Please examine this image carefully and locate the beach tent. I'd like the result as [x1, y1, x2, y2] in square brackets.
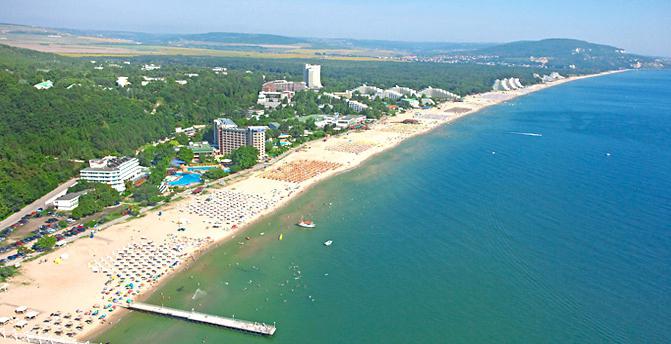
[25, 310, 39, 319]
[14, 320, 28, 328]
[15, 305, 27, 313]
[0, 317, 10, 324]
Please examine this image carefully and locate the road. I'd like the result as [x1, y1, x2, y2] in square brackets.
[0, 178, 78, 230]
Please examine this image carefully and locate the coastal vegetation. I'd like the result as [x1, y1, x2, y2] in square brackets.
[229, 146, 259, 172]
[70, 183, 121, 219]
[0, 265, 18, 282]
[202, 168, 229, 181]
[33, 235, 57, 251]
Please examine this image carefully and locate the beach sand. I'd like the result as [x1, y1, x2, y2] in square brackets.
[0, 71, 621, 343]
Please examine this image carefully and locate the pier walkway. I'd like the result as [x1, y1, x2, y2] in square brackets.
[123, 303, 276, 336]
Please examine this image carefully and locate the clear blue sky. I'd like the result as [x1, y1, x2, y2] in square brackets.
[2, 0, 670, 56]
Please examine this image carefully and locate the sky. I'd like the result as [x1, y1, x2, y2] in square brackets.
[1, 0, 670, 56]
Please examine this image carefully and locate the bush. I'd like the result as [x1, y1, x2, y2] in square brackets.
[34, 235, 57, 251]
[203, 168, 228, 180]
[0, 265, 17, 282]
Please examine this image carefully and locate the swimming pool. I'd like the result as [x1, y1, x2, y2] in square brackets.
[187, 166, 231, 173]
[168, 172, 202, 186]
[187, 166, 214, 172]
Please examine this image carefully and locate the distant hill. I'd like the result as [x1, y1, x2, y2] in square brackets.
[475, 38, 622, 57]
[471, 38, 658, 70]
[62, 28, 492, 54]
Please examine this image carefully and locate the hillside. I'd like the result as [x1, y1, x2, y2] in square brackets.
[0, 44, 262, 220]
[471, 38, 658, 70]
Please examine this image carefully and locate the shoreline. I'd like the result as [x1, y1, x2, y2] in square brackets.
[0, 69, 624, 344]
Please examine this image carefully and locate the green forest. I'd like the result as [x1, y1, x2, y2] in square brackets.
[126, 55, 547, 95]
[0, 45, 262, 220]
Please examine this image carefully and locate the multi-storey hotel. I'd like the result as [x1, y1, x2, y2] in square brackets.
[304, 64, 323, 89]
[261, 80, 306, 92]
[79, 156, 143, 192]
[213, 118, 267, 160]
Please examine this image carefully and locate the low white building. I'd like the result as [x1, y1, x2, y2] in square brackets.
[116, 76, 131, 88]
[141, 76, 166, 86]
[212, 67, 228, 75]
[33, 80, 53, 90]
[336, 115, 367, 128]
[80, 156, 143, 192]
[257, 91, 293, 109]
[141, 64, 161, 71]
[53, 191, 86, 211]
[315, 115, 338, 128]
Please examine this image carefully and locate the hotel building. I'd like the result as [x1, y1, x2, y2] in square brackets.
[346, 99, 369, 113]
[79, 156, 143, 192]
[261, 80, 306, 92]
[213, 118, 267, 160]
[304, 64, 323, 89]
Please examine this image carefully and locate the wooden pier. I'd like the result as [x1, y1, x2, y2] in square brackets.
[123, 302, 276, 336]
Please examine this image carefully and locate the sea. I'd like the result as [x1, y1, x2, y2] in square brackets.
[97, 70, 671, 343]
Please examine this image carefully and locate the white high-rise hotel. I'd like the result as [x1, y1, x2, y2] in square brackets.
[304, 64, 323, 89]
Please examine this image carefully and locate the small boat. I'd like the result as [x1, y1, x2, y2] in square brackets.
[297, 217, 316, 228]
[278, 233, 283, 241]
[323, 240, 333, 247]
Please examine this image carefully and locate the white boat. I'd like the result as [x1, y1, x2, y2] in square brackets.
[297, 217, 316, 228]
[323, 240, 333, 246]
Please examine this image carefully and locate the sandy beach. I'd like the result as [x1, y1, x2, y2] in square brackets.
[0, 70, 622, 343]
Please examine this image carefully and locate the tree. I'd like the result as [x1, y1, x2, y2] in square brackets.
[34, 235, 57, 251]
[175, 133, 190, 145]
[132, 183, 161, 204]
[230, 146, 259, 170]
[177, 148, 194, 163]
[203, 168, 228, 180]
[68, 180, 92, 193]
[71, 183, 120, 218]
[58, 220, 68, 229]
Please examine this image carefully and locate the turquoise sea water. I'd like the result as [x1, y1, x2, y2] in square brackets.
[98, 70, 671, 343]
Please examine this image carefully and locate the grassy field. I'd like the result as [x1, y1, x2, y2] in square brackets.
[0, 24, 394, 61]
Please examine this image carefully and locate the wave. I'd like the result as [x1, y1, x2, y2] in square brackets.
[508, 132, 543, 137]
